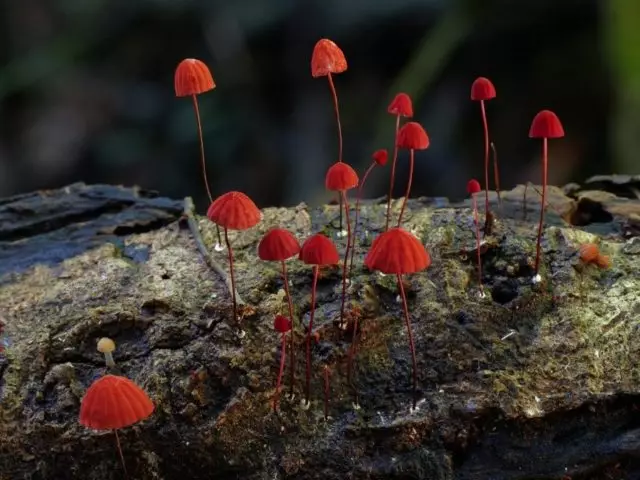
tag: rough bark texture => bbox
[1,181,639,480]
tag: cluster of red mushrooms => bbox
[76,37,595,473]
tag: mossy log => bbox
[1,181,640,480]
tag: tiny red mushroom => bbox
[365,227,430,409]
[466,179,485,297]
[258,228,301,394]
[207,191,261,326]
[325,162,359,328]
[349,148,388,275]
[396,122,430,227]
[528,109,565,282]
[299,233,339,406]
[272,314,292,412]
[79,375,154,475]
[385,93,414,231]
[470,77,498,211]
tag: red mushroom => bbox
[79,374,154,474]
[385,93,414,231]
[396,122,430,227]
[174,58,223,247]
[272,314,292,412]
[470,77,498,212]
[365,227,430,408]
[299,233,339,406]
[349,148,388,275]
[325,162,359,328]
[528,110,565,282]
[258,228,301,394]
[207,191,261,326]
[466,179,485,297]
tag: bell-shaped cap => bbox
[396,122,430,150]
[365,227,430,274]
[529,110,565,138]
[274,315,292,333]
[325,162,358,191]
[207,191,261,231]
[467,179,481,195]
[79,375,154,430]
[470,77,496,101]
[372,149,388,166]
[174,58,215,97]
[388,93,413,117]
[311,39,347,78]
[258,228,300,261]
[299,233,339,266]
[579,243,600,264]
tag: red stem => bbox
[224,227,238,325]
[480,100,491,216]
[349,161,376,276]
[534,138,548,275]
[273,332,287,412]
[472,195,484,294]
[326,73,343,163]
[323,366,330,420]
[339,190,352,327]
[397,273,418,409]
[114,429,128,477]
[491,142,501,204]
[282,261,296,395]
[397,149,414,227]
[385,115,401,231]
[305,266,320,403]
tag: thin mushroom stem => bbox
[191,94,222,247]
[327,72,344,232]
[114,429,128,477]
[339,190,352,328]
[385,115,401,231]
[281,261,296,395]
[273,332,287,412]
[534,138,548,276]
[480,99,491,216]
[471,193,484,296]
[349,161,376,276]
[224,227,239,326]
[397,149,414,227]
[103,352,115,368]
[491,142,501,205]
[305,265,320,404]
[397,273,418,409]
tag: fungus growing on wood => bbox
[272,315,292,412]
[395,122,430,227]
[79,375,154,474]
[97,337,116,368]
[466,179,485,297]
[471,77,498,214]
[299,233,339,406]
[365,227,430,409]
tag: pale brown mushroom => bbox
[97,337,116,368]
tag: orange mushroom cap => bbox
[579,243,600,264]
[365,227,430,274]
[311,39,347,78]
[467,179,481,195]
[595,254,611,269]
[387,93,413,117]
[207,191,261,231]
[79,375,154,430]
[174,58,215,97]
[258,228,300,262]
[299,233,339,266]
[529,110,565,139]
[325,162,359,191]
[274,315,292,333]
[372,149,388,166]
[396,122,430,150]
[470,77,496,101]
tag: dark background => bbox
[1,0,638,212]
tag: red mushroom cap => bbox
[364,227,430,274]
[79,375,154,430]
[388,93,413,117]
[311,39,347,78]
[174,59,215,97]
[372,149,388,166]
[258,228,300,262]
[470,77,496,101]
[207,191,261,231]
[467,179,481,195]
[396,122,430,150]
[299,233,339,266]
[274,315,292,333]
[529,110,565,139]
[325,162,359,191]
